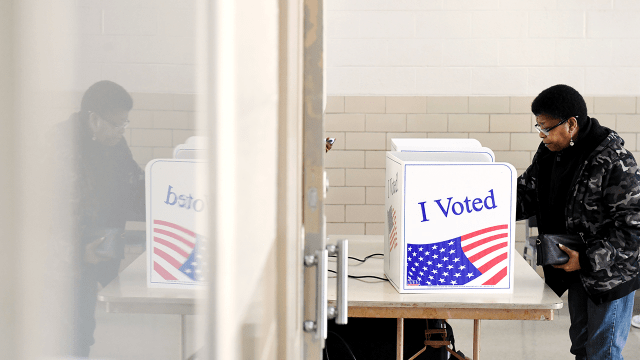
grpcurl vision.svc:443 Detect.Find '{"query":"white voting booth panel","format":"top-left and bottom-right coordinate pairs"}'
top-left (391, 138), bottom-right (482, 151)
top-left (145, 159), bottom-right (207, 288)
top-left (385, 151), bottom-right (516, 293)
top-left (173, 136), bottom-right (207, 159)
top-left (390, 138), bottom-right (495, 162)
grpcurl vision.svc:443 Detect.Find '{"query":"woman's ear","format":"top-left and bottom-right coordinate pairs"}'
top-left (88, 111), bottom-right (100, 132)
top-left (569, 117), bottom-right (579, 133)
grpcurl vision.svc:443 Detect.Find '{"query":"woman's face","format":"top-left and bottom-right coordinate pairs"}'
top-left (90, 110), bottom-right (129, 146)
top-left (536, 114), bottom-right (576, 152)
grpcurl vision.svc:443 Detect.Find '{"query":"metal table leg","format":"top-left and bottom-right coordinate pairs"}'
top-left (473, 319), bottom-right (481, 360)
top-left (397, 318), bottom-right (404, 360)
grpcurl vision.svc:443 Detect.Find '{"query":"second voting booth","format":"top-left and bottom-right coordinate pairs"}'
top-left (385, 139), bottom-right (516, 293)
top-left (145, 137), bottom-right (207, 288)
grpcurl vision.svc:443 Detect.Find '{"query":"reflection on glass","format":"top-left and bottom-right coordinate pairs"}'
top-left (52, 80), bottom-right (145, 357)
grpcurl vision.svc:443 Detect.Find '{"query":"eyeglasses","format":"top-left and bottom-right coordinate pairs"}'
top-left (108, 119), bottom-right (130, 131)
top-left (534, 116), bottom-right (577, 136)
top-left (101, 116), bottom-right (130, 130)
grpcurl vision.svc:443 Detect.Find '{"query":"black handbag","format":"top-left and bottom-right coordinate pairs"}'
top-left (536, 233), bottom-right (585, 266)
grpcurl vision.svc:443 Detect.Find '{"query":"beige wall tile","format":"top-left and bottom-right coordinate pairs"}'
top-left (131, 129), bottom-right (173, 147)
top-left (386, 96), bottom-right (427, 113)
top-left (326, 187), bottom-right (365, 205)
top-left (490, 114), bottom-right (531, 132)
top-left (345, 96), bottom-right (386, 113)
top-left (365, 151), bottom-right (386, 168)
top-left (173, 94), bottom-right (196, 111)
top-left (325, 150), bottom-right (365, 168)
top-left (619, 133), bottom-right (637, 151)
top-left (131, 93), bottom-right (174, 111)
top-left (366, 223), bottom-right (385, 235)
top-left (594, 97), bottom-right (636, 114)
top-left (510, 96), bottom-right (534, 114)
top-left (386, 132), bottom-right (427, 150)
top-left (617, 115), bottom-right (640, 132)
top-left (346, 132), bottom-right (386, 150)
top-left (510, 133), bottom-right (542, 151)
top-left (325, 132), bottom-right (346, 150)
top-left (407, 114), bottom-right (448, 132)
top-left (153, 147), bottom-right (174, 159)
top-left (591, 114), bottom-right (616, 130)
top-left (326, 96), bottom-right (345, 113)
top-left (346, 169), bottom-right (386, 186)
top-left (153, 111), bottom-right (194, 129)
top-left (469, 133), bottom-right (510, 150)
top-left (585, 97), bottom-right (594, 115)
top-left (469, 96), bottom-right (509, 113)
top-left (449, 114), bottom-right (489, 132)
top-left (366, 186), bottom-right (385, 204)
top-left (494, 151), bottom-right (533, 169)
top-left (326, 169), bottom-right (346, 187)
top-left (346, 205), bottom-right (386, 222)
top-left (427, 132), bottom-right (469, 139)
top-left (427, 96), bottom-right (468, 113)
top-left (327, 223), bottom-right (364, 235)
top-left (326, 114), bottom-right (365, 132)
top-left (366, 114), bottom-right (407, 132)
top-left (130, 146), bottom-right (154, 166)
top-left (326, 205), bottom-right (345, 222)
top-left (129, 110), bottom-right (153, 128)
top-left (173, 130), bottom-right (197, 147)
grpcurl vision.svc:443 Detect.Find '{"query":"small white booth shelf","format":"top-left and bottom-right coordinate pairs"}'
top-left (384, 140), bottom-right (517, 294)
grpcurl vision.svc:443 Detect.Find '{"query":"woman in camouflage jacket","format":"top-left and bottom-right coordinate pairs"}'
top-left (516, 84), bottom-right (640, 360)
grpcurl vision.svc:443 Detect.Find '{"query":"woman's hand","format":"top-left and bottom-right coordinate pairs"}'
top-left (553, 244), bottom-right (581, 272)
top-left (84, 237), bottom-right (110, 264)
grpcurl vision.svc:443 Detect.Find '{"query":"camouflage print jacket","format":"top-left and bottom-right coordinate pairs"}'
top-left (517, 129), bottom-right (640, 304)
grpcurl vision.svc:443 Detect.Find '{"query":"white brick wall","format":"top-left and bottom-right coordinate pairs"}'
top-left (74, 1), bottom-right (196, 94)
top-left (325, 2), bottom-right (640, 96)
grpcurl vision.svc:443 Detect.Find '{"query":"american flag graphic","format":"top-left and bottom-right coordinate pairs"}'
top-left (152, 219), bottom-right (204, 282)
top-left (406, 224), bottom-right (509, 287)
top-left (387, 206), bottom-right (398, 252)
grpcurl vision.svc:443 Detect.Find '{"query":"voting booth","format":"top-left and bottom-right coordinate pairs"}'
top-left (173, 136), bottom-right (207, 159)
top-left (145, 159), bottom-right (207, 288)
top-left (385, 139), bottom-right (516, 293)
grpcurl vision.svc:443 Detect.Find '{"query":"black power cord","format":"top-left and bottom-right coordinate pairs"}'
top-left (326, 330), bottom-right (357, 360)
top-left (329, 253), bottom-right (384, 263)
top-left (328, 269), bottom-right (389, 282)
top-left (328, 252), bottom-right (388, 281)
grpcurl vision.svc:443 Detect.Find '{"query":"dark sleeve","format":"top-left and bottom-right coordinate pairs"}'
top-left (122, 148), bottom-right (146, 222)
top-left (516, 162), bottom-right (538, 221)
top-left (582, 150), bottom-right (640, 274)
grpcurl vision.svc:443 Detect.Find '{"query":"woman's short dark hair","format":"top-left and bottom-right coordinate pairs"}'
top-left (531, 84), bottom-right (587, 127)
top-left (80, 80), bottom-right (133, 116)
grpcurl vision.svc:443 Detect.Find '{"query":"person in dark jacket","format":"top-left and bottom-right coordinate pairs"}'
top-left (53, 80), bottom-right (145, 357)
top-left (517, 84), bottom-right (640, 360)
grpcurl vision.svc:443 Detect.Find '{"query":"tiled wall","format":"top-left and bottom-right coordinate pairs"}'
top-left (125, 92), bottom-right (199, 167)
top-left (325, 1), bottom-right (640, 96)
top-left (74, 0), bottom-right (197, 94)
top-left (324, 95), bottom-right (640, 247)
